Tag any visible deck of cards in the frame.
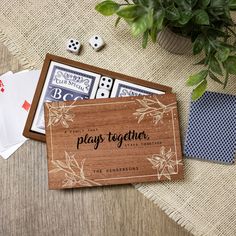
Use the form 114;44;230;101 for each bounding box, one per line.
23;54;171;142
0;70;40;159
184;91;236;164
31;61;101;134
30;62;165;135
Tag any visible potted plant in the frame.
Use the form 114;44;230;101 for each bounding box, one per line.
95;0;236;100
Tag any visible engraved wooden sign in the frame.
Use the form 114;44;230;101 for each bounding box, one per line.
45;94;184;189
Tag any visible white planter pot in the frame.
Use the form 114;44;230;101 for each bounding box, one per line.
157;27;192;55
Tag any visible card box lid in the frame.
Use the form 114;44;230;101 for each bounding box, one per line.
45;94;184;189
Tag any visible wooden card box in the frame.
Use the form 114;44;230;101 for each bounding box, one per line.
45;94;184;189
23;54;172;142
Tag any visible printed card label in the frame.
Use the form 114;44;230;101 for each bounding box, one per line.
45;94;183;189
31;62;100;134
118;84;153;97
110;79;164;98
46;65;98;101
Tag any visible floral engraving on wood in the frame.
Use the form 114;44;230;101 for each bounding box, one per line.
46;102;75;128
50;151;101;187
147;146;182;180
133;97;176;124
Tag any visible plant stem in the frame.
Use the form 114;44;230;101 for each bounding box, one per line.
224;71;229;88
226;26;236;38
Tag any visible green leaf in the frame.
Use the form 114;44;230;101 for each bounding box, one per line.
206;28;229;39
175;0;191;10
150;26;158;43
209;71;224;84
192;80;207;101
178;11;193;25
229;0;236;9
186;70;208;86
198;0;210;7
218;42;236;51
215;47;230;62
209;56;223;76
131;13;150;36
194;58;206;65
150;9;164;43
204;41;211;56
193;35;205;55
142;30;149;48
116;5;145;19
95;1;120;16
211;0;225;7
153;9;164;30
115;17;121;27
194;10;209;25
223;56;236;75
139;0;155;7
186;0;198;7
224;7;231;18
146;8;154;28
165;4;180;21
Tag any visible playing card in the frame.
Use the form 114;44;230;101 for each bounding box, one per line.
0;81;4;93
0;141;25;159
110;79;165;98
0;70;40;149
0;71;13;78
0;71;13;93
184;91;236;164
31;61;101;134
15;70;29;74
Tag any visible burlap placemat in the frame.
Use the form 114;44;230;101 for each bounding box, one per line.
0;1;235;235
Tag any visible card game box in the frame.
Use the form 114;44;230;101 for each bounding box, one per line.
23;54;172;142
44;94;184;189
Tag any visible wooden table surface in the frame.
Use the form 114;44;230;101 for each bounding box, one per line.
0;43;192;236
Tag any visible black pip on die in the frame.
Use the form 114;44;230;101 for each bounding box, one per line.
99;76;113;90
96;76;113;98
96;88;110;98
66;38;81;54
89;35;105;51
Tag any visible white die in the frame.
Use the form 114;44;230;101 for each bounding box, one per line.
89;35;105;51
99;76;113;90
66;38;81;54
96;88;110;98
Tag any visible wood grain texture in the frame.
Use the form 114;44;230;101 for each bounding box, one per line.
45;95;183;189
0;44;192;236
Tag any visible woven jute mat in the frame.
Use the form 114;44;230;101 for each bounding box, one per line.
0;1;235;235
